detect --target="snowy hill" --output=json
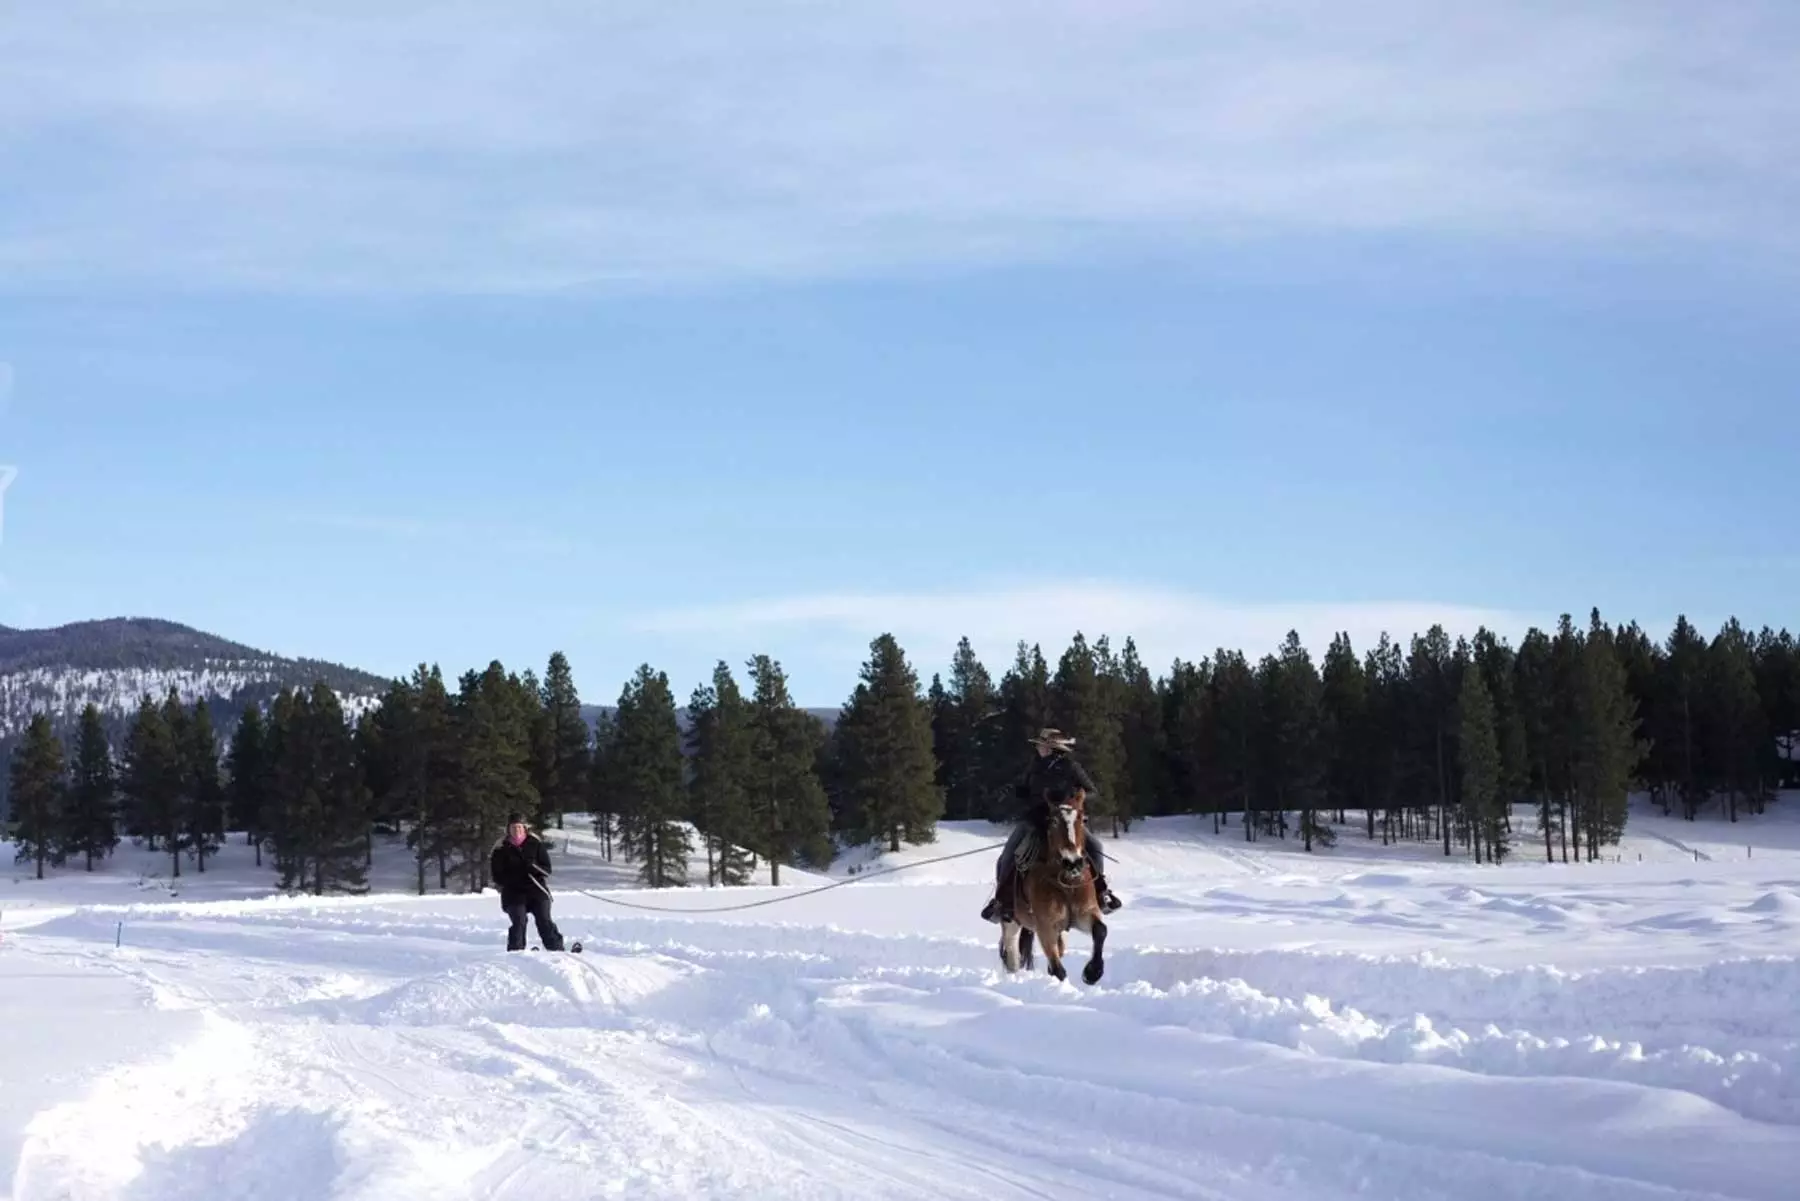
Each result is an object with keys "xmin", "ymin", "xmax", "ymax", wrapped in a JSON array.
[
  {"xmin": 4, "ymin": 801, "xmax": 1799, "ymax": 1199},
  {"xmin": 0, "ymin": 617, "xmax": 389, "ymax": 812}
]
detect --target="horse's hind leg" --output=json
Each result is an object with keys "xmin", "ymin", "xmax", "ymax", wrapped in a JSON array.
[{"xmin": 999, "ymin": 921, "xmax": 1023, "ymax": 972}]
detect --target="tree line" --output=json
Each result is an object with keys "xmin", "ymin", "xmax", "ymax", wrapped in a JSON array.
[{"xmin": 7, "ymin": 611, "xmax": 1797, "ymax": 888}]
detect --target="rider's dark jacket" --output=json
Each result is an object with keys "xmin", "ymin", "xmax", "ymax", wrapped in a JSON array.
[{"xmin": 1012, "ymin": 749, "xmax": 1100, "ymax": 821}]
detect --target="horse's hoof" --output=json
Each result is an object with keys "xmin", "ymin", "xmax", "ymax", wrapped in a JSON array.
[
  {"xmin": 1083, "ymin": 960, "xmax": 1104, "ymax": 985},
  {"xmin": 1049, "ymin": 964, "xmax": 1067, "ymax": 982}
]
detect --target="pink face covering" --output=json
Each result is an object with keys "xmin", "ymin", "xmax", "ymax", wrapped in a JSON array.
[{"xmin": 508, "ymin": 827, "xmax": 526, "ymax": 846}]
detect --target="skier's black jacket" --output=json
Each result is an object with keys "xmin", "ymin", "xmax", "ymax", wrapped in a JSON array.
[{"xmin": 490, "ymin": 834, "xmax": 553, "ymax": 903}]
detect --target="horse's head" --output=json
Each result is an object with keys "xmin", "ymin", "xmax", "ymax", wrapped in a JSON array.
[{"xmin": 1045, "ymin": 789, "xmax": 1089, "ymax": 887}]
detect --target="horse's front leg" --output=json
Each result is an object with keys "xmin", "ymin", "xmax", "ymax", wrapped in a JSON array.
[
  {"xmin": 1081, "ymin": 913, "xmax": 1107, "ymax": 985},
  {"xmin": 1037, "ymin": 904, "xmax": 1068, "ymax": 981}
]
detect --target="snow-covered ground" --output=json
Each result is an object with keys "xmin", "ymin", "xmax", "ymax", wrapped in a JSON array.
[{"xmin": 4, "ymin": 802, "xmax": 1799, "ymax": 1200}]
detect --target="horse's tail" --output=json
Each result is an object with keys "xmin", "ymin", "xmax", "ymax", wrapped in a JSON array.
[{"xmin": 1018, "ymin": 926, "xmax": 1035, "ymax": 968}]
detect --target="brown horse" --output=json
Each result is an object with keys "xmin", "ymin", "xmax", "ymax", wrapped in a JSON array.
[{"xmin": 997, "ymin": 789, "xmax": 1107, "ymax": 985}]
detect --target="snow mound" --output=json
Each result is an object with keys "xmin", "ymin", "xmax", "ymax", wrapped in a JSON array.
[
  {"xmin": 333, "ymin": 953, "xmax": 695, "ymax": 1028},
  {"xmin": 1740, "ymin": 888, "xmax": 1800, "ymax": 915}
]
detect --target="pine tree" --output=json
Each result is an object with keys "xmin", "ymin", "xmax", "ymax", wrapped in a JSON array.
[
  {"xmin": 456, "ymin": 662, "xmax": 540, "ymax": 889},
  {"xmin": 1571, "ymin": 610, "xmax": 1643, "ymax": 856},
  {"xmin": 265, "ymin": 684, "xmax": 371, "ymax": 895},
  {"xmin": 414, "ymin": 666, "xmax": 461, "ymax": 890},
  {"xmin": 993, "ymin": 642, "xmax": 1052, "ymax": 818},
  {"xmin": 935, "ymin": 637, "xmax": 999, "ymax": 822},
  {"xmin": 1548, "ymin": 616, "xmax": 1586, "ymax": 861},
  {"xmin": 1457, "ymin": 667, "xmax": 1505, "ymax": 863},
  {"xmin": 1049, "ymin": 633, "xmax": 1125, "ymax": 824},
  {"xmin": 1362, "ymin": 634, "xmax": 1406, "ymax": 842},
  {"xmin": 609, "ymin": 664, "xmax": 691, "ymax": 888},
  {"xmin": 358, "ymin": 685, "xmax": 404, "ymax": 845},
  {"xmin": 1752, "ymin": 628, "xmax": 1797, "ymax": 788},
  {"xmin": 744, "ymin": 654, "xmax": 833, "ymax": 883},
  {"xmin": 157, "ymin": 689, "xmax": 196, "ymax": 876},
  {"xmin": 314, "ymin": 682, "xmax": 374, "ymax": 894},
  {"xmin": 8, "ymin": 713, "xmax": 67, "ymax": 877},
  {"xmin": 1320, "ymin": 633, "xmax": 1369, "ymax": 823},
  {"xmin": 1614, "ymin": 621, "xmax": 1663, "ymax": 803},
  {"xmin": 1472, "ymin": 630, "xmax": 1530, "ymax": 826},
  {"xmin": 1661, "ymin": 615, "xmax": 1711, "ymax": 820},
  {"xmin": 928, "ymin": 673, "xmax": 953, "ymax": 814},
  {"xmin": 686, "ymin": 662, "xmax": 756, "ymax": 885},
  {"xmin": 1255, "ymin": 632, "xmax": 1328, "ymax": 849},
  {"xmin": 1513, "ymin": 627, "xmax": 1558, "ymax": 859},
  {"xmin": 1405, "ymin": 626, "xmax": 1458, "ymax": 855},
  {"xmin": 587, "ymin": 707, "xmax": 621, "ymax": 861},
  {"xmin": 1116, "ymin": 637, "xmax": 1167, "ymax": 825},
  {"xmin": 1706, "ymin": 618, "xmax": 1767, "ymax": 821},
  {"xmin": 1160, "ymin": 657, "xmax": 1212, "ymax": 817},
  {"xmin": 1200, "ymin": 649, "xmax": 1256, "ymax": 837},
  {"xmin": 184, "ymin": 701, "xmax": 226, "ymax": 872},
  {"xmin": 361, "ymin": 665, "xmax": 460, "ymax": 893},
  {"xmin": 227, "ymin": 703, "xmax": 271, "ymax": 864},
  {"xmin": 120, "ymin": 694, "xmax": 183, "ymax": 865},
  {"xmin": 66, "ymin": 704, "xmax": 119, "ymax": 871},
  {"xmin": 536, "ymin": 651, "xmax": 590, "ymax": 830},
  {"xmin": 833, "ymin": 634, "xmax": 943, "ymax": 851}
]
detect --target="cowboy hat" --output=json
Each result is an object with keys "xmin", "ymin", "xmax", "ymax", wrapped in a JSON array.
[{"xmin": 1029, "ymin": 727, "xmax": 1076, "ymax": 750}]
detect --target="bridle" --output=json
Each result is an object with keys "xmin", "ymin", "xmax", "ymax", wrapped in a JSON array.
[{"xmin": 1050, "ymin": 799, "xmax": 1089, "ymax": 889}]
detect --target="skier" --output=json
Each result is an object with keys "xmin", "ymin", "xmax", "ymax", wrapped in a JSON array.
[
  {"xmin": 491, "ymin": 813, "xmax": 566, "ymax": 952},
  {"xmin": 981, "ymin": 728, "xmax": 1123, "ymax": 924}
]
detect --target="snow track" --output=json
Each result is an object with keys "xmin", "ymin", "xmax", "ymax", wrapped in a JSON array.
[{"xmin": 7, "ymin": 814, "xmax": 1800, "ymax": 1200}]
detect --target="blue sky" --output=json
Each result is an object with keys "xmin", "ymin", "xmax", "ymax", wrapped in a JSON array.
[{"xmin": 1, "ymin": 2, "xmax": 1796, "ymax": 706}]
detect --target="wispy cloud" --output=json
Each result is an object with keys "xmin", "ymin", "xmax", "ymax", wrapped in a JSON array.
[
  {"xmin": 287, "ymin": 512, "xmax": 582, "ymax": 557},
  {"xmin": 632, "ymin": 580, "xmax": 1543, "ymax": 668},
  {"xmin": 3, "ymin": 1, "xmax": 1795, "ymax": 293}
]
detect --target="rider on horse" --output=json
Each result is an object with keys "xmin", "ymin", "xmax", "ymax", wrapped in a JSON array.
[{"xmin": 981, "ymin": 727, "xmax": 1124, "ymax": 924}]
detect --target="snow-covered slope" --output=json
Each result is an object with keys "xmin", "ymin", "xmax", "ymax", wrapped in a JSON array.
[
  {"xmin": 0, "ymin": 661, "xmax": 382, "ymax": 739},
  {"xmin": 0, "ymin": 617, "xmax": 388, "ymax": 813},
  {"xmin": 4, "ymin": 804, "xmax": 1798, "ymax": 1200}
]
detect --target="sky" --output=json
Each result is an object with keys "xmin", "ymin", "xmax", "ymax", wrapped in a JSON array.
[{"xmin": 1, "ymin": 1, "xmax": 1796, "ymax": 707}]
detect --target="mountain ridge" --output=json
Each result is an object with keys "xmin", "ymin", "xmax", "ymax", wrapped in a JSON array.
[{"xmin": 0, "ymin": 616, "xmax": 391, "ymax": 811}]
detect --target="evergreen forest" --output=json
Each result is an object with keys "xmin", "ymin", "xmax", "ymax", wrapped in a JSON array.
[{"xmin": 7, "ymin": 612, "xmax": 1797, "ymax": 891}]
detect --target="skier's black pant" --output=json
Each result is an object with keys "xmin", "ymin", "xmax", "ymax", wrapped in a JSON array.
[{"xmin": 503, "ymin": 890, "xmax": 564, "ymax": 951}]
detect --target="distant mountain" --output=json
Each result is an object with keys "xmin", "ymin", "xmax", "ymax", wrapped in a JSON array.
[{"xmin": 0, "ymin": 617, "xmax": 391, "ymax": 812}]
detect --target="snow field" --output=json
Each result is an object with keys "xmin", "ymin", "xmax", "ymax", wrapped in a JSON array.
[{"xmin": 3, "ymin": 802, "xmax": 1799, "ymax": 1199}]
